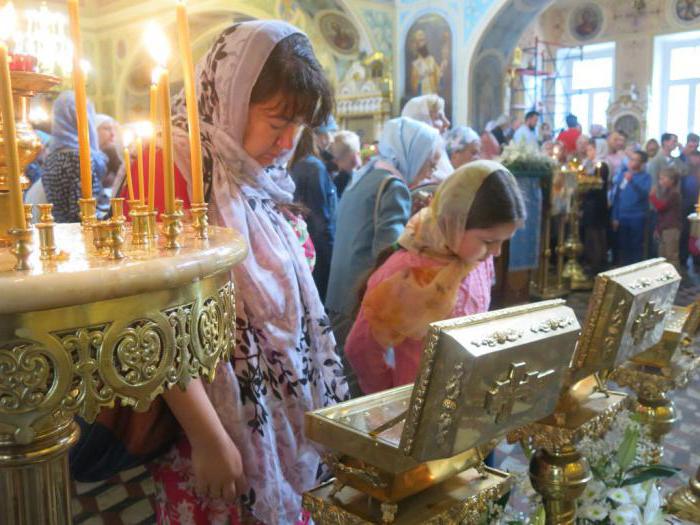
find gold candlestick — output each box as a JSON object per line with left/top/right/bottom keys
{"left": 190, "top": 202, "right": 209, "bottom": 240}
{"left": 36, "top": 222, "right": 57, "bottom": 261}
{"left": 38, "top": 203, "right": 54, "bottom": 223}
{"left": 106, "top": 220, "right": 125, "bottom": 260}
{"left": 78, "top": 197, "right": 97, "bottom": 227}
{"left": 147, "top": 209, "right": 158, "bottom": 240}
{"left": 162, "top": 211, "right": 183, "bottom": 249}
{"left": 130, "top": 205, "right": 150, "bottom": 246}
{"left": 23, "top": 204, "right": 33, "bottom": 228}
{"left": 8, "top": 227, "right": 32, "bottom": 271}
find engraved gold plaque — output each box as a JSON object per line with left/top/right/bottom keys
{"left": 571, "top": 258, "right": 680, "bottom": 384}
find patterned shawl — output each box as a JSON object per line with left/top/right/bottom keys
{"left": 171, "top": 21, "right": 347, "bottom": 524}
{"left": 362, "top": 161, "right": 510, "bottom": 346}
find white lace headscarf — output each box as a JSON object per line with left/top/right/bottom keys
{"left": 171, "top": 21, "right": 347, "bottom": 523}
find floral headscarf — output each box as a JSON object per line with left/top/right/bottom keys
{"left": 362, "top": 160, "right": 516, "bottom": 346}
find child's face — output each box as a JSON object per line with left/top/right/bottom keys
{"left": 456, "top": 222, "right": 519, "bottom": 264}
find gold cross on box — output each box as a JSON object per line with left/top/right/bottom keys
{"left": 484, "top": 362, "right": 554, "bottom": 424}
{"left": 631, "top": 301, "right": 665, "bottom": 345}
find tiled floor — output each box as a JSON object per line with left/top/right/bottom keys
{"left": 71, "top": 269, "right": 700, "bottom": 524}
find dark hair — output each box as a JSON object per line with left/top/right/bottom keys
{"left": 659, "top": 167, "right": 679, "bottom": 186}
{"left": 661, "top": 133, "right": 677, "bottom": 145}
{"left": 250, "top": 33, "right": 333, "bottom": 128}
{"left": 465, "top": 170, "right": 527, "bottom": 229}
{"left": 687, "top": 133, "right": 700, "bottom": 144}
{"left": 633, "top": 150, "right": 648, "bottom": 163}
{"left": 566, "top": 114, "right": 578, "bottom": 128}
{"left": 525, "top": 110, "right": 540, "bottom": 120}
{"left": 289, "top": 127, "right": 319, "bottom": 169}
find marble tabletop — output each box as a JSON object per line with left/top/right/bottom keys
{"left": 0, "top": 223, "right": 247, "bottom": 314}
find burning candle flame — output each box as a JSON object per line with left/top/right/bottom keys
{"left": 145, "top": 22, "right": 169, "bottom": 66}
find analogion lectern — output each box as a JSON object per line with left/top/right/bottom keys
{"left": 509, "top": 258, "right": 681, "bottom": 525}
{"left": 303, "top": 300, "right": 581, "bottom": 524}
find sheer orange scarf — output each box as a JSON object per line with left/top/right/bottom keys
{"left": 362, "top": 160, "right": 510, "bottom": 347}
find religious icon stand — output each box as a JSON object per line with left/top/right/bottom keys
{"left": 610, "top": 299, "right": 700, "bottom": 462}
{"left": 560, "top": 158, "right": 602, "bottom": 291}
{"left": 0, "top": 219, "right": 246, "bottom": 524}
{"left": 509, "top": 258, "right": 681, "bottom": 525}
{"left": 303, "top": 300, "right": 581, "bottom": 524}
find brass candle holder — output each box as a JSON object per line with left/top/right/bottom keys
{"left": 38, "top": 203, "right": 54, "bottom": 223}
{"left": 36, "top": 222, "right": 57, "bottom": 260}
{"left": 8, "top": 226, "right": 33, "bottom": 271}
{"left": 190, "top": 201, "right": 209, "bottom": 240}
{"left": 23, "top": 203, "right": 33, "bottom": 227}
{"left": 107, "top": 219, "right": 126, "bottom": 260}
{"left": 78, "top": 197, "right": 97, "bottom": 228}
{"left": 130, "top": 204, "right": 150, "bottom": 247}
{"left": 666, "top": 465, "right": 700, "bottom": 522}
{"left": 162, "top": 211, "right": 184, "bottom": 249}
{"left": 147, "top": 209, "right": 159, "bottom": 240}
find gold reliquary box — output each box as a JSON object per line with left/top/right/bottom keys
{"left": 569, "top": 258, "right": 680, "bottom": 384}
{"left": 632, "top": 300, "right": 700, "bottom": 368}
{"left": 305, "top": 300, "right": 580, "bottom": 510}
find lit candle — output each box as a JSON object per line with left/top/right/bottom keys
{"left": 176, "top": 0, "right": 204, "bottom": 204}
{"left": 67, "top": 0, "right": 93, "bottom": 199}
{"left": 0, "top": 42, "right": 26, "bottom": 230}
{"left": 159, "top": 68, "right": 175, "bottom": 214}
{"left": 148, "top": 75, "right": 158, "bottom": 210}
{"left": 146, "top": 24, "right": 174, "bottom": 214}
{"left": 123, "top": 130, "right": 135, "bottom": 202}
{"left": 136, "top": 135, "right": 144, "bottom": 204}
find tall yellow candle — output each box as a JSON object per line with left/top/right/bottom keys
{"left": 159, "top": 69, "right": 175, "bottom": 214}
{"left": 136, "top": 136, "right": 145, "bottom": 204}
{"left": 123, "top": 147, "right": 135, "bottom": 202}
{"left": 0, "top": 43, "right": 26, "bottom": 231}
{"left": 176, "top": 0, "right": 204, "bottom": 204}
{"left": 67, "top": 0, "right": 93, "bottom": 199}
{"left": 148, "top": 83, "right": 158, "bottom": 210}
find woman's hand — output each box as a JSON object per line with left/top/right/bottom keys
{"left": 191, "top": 432, "right": 244, "bottom": 503}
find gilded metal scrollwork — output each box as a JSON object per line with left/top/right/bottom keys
{"left": 436, "top": 363, "right": 465, "bottom": 449}
{"left": 631, "top": 301, "right": 665, "bottom": 345}
{"left": 0, "top": 273, "right": 235, "bottom": 446}
{"left": 471, "top": 328, "right": 522, "bottom": 348}
{"left": 484, "top": 362, "right": 555, "bottom": 424}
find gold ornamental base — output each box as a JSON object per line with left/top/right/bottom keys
{"left": 666, "top": 465, "right": 700, "bottom": 522}
{"left": 633, "top": 394, "right": 677, "bottom": 463}
{"left": 0, "top": 421, "right": 79, "bottom": 525}
{"left": 303, "top": 467, "right": 511, "bottom": 525}
{"left": 529, "top": 445, "right": 591, "bottom": 525}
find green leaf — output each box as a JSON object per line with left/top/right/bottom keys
{"left": 616, "top": 426, "right": 639, "bottom": 471}
{"left": 621, "top": 465, "right": 681, "bottom": 486}
{"left": 532, "top": 505, "right": 546, "bottom": 525}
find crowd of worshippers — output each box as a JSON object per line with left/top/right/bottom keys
{"left": 16, "top": 23, "right": 699, "bottom": 522}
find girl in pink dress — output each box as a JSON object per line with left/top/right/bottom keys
{"left": 344, "top": 160, "right": 526, "bottom": 394}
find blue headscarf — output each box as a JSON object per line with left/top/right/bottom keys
{"left": 48, "top": 91, "right": 107, "bottom": 175}
{"left": 350, "top": 117, "right": 441, "bottom": 189}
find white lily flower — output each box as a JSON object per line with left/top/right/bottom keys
{"left": 610, "top": 503, "right": 643, "bottom": 525}
{"left": 642, "top": 483, "right": 664, "bottom": 524}
{"left": 582, "top": 479, "right": 607, "bottom": 502}
{"left": 580, "top": 503, "right": 609, "bottom": 521}
{"left": 607, "top": 487, "right": 632, "bottom": 505}
{"left": 626, "top": 483, "right": 648, "bottom": 506}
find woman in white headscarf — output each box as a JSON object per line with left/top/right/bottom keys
{"left": 344, "top": 161, "right": 526, "bottom": 394}
{"left": 325, "top": 117, "right": 441, "bottom": 356}
{"left": 445, "top": 125, "right": 481, "bottom": 168}
{"left": 401, "top": 94, "right": 453, "bottom": 182}
{"left": 153, "top": 21, "right": 348, "bottom": 525}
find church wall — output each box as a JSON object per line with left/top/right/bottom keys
{"left": 522, "top": 0, "right": 700, "bottom": 137}
{"left": 17, "top": 0, "right": 394, "bottom": 124}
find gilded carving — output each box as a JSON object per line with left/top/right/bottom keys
{"left": 629, "top": 277, "right": 652, "bottom": 290}
{"left": 484, "top": 362, "right": 555, "bottom": 424}
{"left": 115, "top": 320, "right": 164, "bottom": 386}
{"left": 530, "top": 317, "right": 575, "bottom": 334}
{"left": 600, "top": 298, "right": 627, "bottom": 364}
{"left": 436, "top": 363, "right": 465, "bottom": 449}
{"left": 0, "top": 276, "right": 235, "bottom": 445}
{"left": 0, "top": 343, "right": 52, "bottom": 412}
{"left": 471, "top": 328, "right": 522, "bottom": 348}
{"left": 631, "top": 301, "right": 665, "bottom": 345}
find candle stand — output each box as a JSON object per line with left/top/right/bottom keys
{"left": 0, "top": 216, "right": 246, "bottom": 525}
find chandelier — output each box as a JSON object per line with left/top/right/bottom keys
{"left": 0, "top": 1, "right": 73, "bottom": 78}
